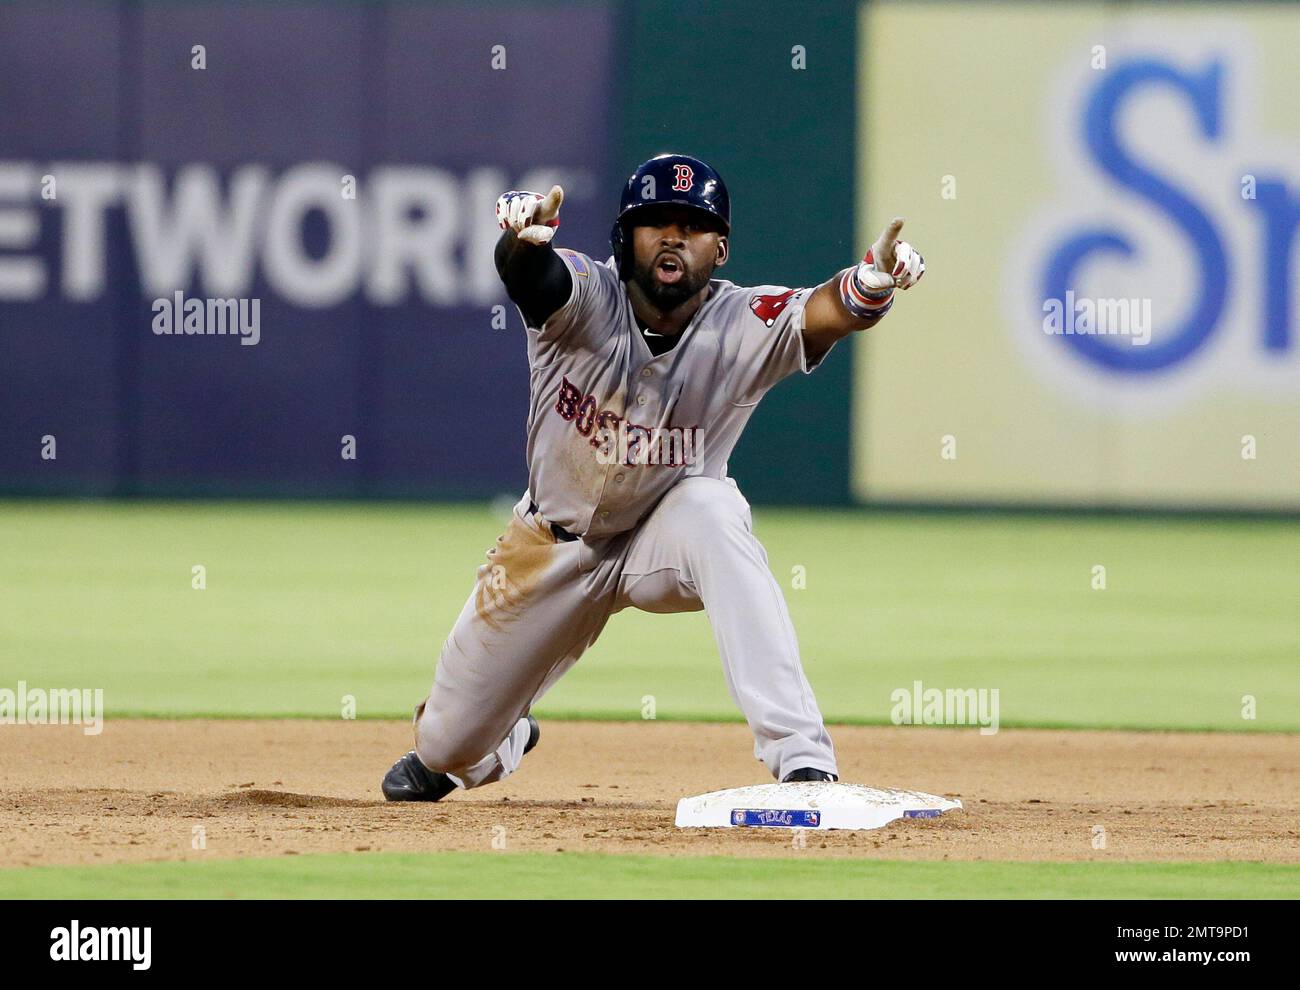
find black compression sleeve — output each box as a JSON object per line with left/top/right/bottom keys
{"left": 494, "top": 229, "right": 573, "bottom": 329}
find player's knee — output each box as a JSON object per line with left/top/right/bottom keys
{"left": 414, "top": 709, "right": 491, "bottom": 774}
{"left": 415, "top": 733, "right": 487, "bottom": 776}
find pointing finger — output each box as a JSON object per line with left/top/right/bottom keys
{"left": 877, "top": 217, "right": 904, "bottom": 252}
{"left": 535, "top": 184, "right": 565, "bottom": 223}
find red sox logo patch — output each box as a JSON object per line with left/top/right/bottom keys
{"left": 749, "top": 288, "right": 798, "bottom": 327}
{"left": 671, "top": 164, "right": 694, "bottom": 192}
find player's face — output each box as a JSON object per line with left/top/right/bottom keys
{"left": 628, "top": 205, "right": 728, "bottom": 310}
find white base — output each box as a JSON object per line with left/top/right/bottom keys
{"left": 675, "top": 782, "right": 962, "bottom": 831}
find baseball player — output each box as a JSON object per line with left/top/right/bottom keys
{"left": 382, "top": 153, "right": 924, "bottom": 801}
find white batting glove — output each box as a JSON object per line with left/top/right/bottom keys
{"left": 495, "top": 185, "right": 564, "bottom": 245}
{"left": 865, "top": 217, "right": 925, "bottom": 290}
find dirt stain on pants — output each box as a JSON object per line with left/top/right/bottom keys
{"left": 474, "top": 514, "right": 558, "bottom": 629}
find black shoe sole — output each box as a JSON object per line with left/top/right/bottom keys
{"left": 782, "top": 768, "right": 839, "bottom": 783}
{"left": 383, "top": 717, "right": 540, "bottom": 802}
{"left": 382, "top": 751, "right": 456, "bottom": 802}
{"left": 524, "top": 715, "right": 541, "bottom": 755}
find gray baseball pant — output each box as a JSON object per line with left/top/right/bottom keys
{"left": 413, "top": 477, "right": 836, "bottom": 788}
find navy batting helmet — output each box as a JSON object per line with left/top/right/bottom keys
{"left": 609, "top": 153, "right": 730, "bottom": 277}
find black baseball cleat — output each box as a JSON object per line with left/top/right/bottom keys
{"left": 524, "top": 714, "right": 541, "bottom": 754}
{"left": 782, "top": 767, "right": 839, "bottom": 783}
{"left": 382, "top": 715, "right": 541, "bottom": 802}
{"left": 381, "top": 751, "right": 456, "bottom": 802}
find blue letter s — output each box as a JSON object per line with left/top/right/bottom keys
{"left": 1042, "top": 60, "right": 1228, "bottom": 373}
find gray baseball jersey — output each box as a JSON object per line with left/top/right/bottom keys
{"left": 524, "top": 249, "right": 836, "bottom": 539}
{"left": 409, "top": 246, "right": 839, "bottom": 791}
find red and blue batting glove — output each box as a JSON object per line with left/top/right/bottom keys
{"left": 840, "top": 217, "right": 926, "bottom": 321}
{"left": 496, "top": 186, "right": 564, "bottom": 245}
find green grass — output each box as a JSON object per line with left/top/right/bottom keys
{"left": 1, "top": 500, "right": 1297, "bottom": 730}
{"left": 1, "top": 852, "right": 1295, "bottom": 899}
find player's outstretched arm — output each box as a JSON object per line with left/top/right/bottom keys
{"left": 494, "top": 185, "right": 572, "bottom": 329}
{"left": 801, "top": 217, "right": 925, "bottom": 362}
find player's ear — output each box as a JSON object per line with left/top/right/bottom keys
{"left": 715, "top": 236, "right": 729, "bottom": 268}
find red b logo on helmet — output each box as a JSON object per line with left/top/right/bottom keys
{"left": 671, "top": 164, "right": 694, "bottom": 192}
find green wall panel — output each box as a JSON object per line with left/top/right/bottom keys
{"left": 620, "top": 0, "right": 857, "bottom": 504}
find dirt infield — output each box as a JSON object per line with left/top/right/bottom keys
{"left": 1, "top": 720, "right": 1297, "bottom": 868}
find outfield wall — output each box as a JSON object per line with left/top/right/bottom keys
{"left": 3, "top": 0, "right": 1298, "bottom": 510}
{"left": 0, "top": 0, "right": 620, "bottom": 499}
{"left": 854, "top": 1, "right": 1300, "bottom": 511}
{"left": 0, "top": 0, "right": 855, "bottom": 504}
